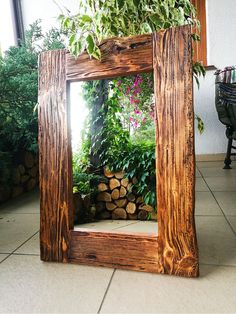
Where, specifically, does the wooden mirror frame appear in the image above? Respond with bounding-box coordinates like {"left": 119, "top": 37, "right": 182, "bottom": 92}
{"left": 38, "top": 25, "right": 198, "bottom": 278}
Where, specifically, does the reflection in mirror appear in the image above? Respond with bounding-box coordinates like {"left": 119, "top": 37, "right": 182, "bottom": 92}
{"left": 70, "top": 73, "right": 157, "bottom": 234}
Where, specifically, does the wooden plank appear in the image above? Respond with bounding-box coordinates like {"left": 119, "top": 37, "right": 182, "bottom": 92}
{"left": 38, "top": 26, "right": 199, "bottom": 278}
{"left": 66, "top": 34, "right": 153, "bottom": 82}
{"left": 69, "top": 230, "right": 160, "bottom": 273}
{"left": 153, "top": 26, "right": 199, "bottom": 277}
{"left": 191, "top": 0, "right": 207, "bottom": 66}
{"left": 38, "top": 50, "right": 73, "bottom": 262}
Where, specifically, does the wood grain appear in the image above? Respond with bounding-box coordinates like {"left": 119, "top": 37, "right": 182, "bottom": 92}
{"left": 39, "top": 26, "right": 198, "bottom": 277}
{"left": 66, "top": 34, "right": 152, "bottom": 82}
{"left": 153, "top": 25, "right": 199, "bottom": 277}
{"left": 38, "top": 50, "right": 73, "bottom": 262}
{"left": 191, "top": 0, "right": 207, "bottom": 66}
{"left": 69, "top": 230, "right": 160, "bottom": 273}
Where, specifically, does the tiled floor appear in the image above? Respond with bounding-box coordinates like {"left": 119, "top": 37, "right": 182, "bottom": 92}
{"left": 0, "top": 162, "right": 236, "bottom": 313}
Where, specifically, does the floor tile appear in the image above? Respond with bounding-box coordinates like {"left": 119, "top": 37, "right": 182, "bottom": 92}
{"left": 213, "top": 191, "right": 236, "bottom": 216}
{"left": 196, "top": 216, "right": 236, "bottom": 266}
{"left": 197, "top": 161, "right": 226, "bottom": 168}
{"left": 204, "top": 176, "right": 236, "bottom": 191}
{"left": 0, "top": 213, "right": 39, "bottom": 253}
{"left": 74, "top": 220, "right": 138, "bottom": 231}
{"left": 195, "top": 178, "right": 210, "bottom": 191}
{"left": 195, "top": 168, "right": 201, "bottom": 177}
{"left": 195, "top": 192, "right": 222, "bottom": 216}
{"left": 0, "top": 255, "right": 113, "bottom": 313}
{"left": 100, "top": 265, "right": 236, "bottom": 314}
{"left": 0, "top": 190, "right": 39, "bottom": 214}
{"left": 227, "top": 216, "right": 236, "bottom": 234}
{"left": 199, "top": 167, "right": 236, "bottom": 178}
{"left": 117, "top": 221, "right": 158, "bottom": 234}
{"left": 14, "top": 232, "right": 40, "bottom": 255}
{"left": 0, "top": 254, "right": 9, "bottom": 262}
{"left": 75, "top": 220, "right": 158, "bottom": 234}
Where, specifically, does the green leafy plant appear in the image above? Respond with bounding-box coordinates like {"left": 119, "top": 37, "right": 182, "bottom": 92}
{"left": 60, "top": 0, "right": 206, "bottom": 133}
{"left": 81, "top": 76, "right": 157, "bottom": 207}
{"left": 59, "top": 0, "right": 198, "bottom": 58}
{"left": 109, "top": 142, "right": 157, "bottom": 208}
{"left": 72, "top": 151, "right": 105, "bottom": 195}
{"left": 0, "top": 21, "right": 64, "bottom": 199}
{"left": 0, "top": 20, "right": 64, "bottom": 154}
{"left": 61, "top": 1, "right": 206, "bottom": 210}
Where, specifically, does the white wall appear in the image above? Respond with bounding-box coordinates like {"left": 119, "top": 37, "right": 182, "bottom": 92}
{"left": 21, "top": 0, "right": 236, "bottom": 155}
{"left": 194, "top": 0, "right": 236, "bottom": 155}
{"left": 207, "top": 0, "right": 236, "bottom": 68}
{"left": 0, "top": 0, "right": 16, "bottom": 53}
{"left": 194, "top": 73, "right": 227, "bottom": 155}
{"left": 21, "top": 0, "right": 78, "bottom": 32}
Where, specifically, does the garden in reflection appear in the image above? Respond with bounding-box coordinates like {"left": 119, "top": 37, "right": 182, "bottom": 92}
{"left": 70, "top": 73, "right": 158, "bottom": 234}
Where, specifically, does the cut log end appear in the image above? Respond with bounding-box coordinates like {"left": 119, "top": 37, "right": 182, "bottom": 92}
{"left": 106, "top": 202, "right": 117, "bottom": 211}
{"left": 109, "top": 178, "right": 120, "bottom": 190}
{"left": 114, "top": 171, "right": 124, "bottom": 179}
{"left": 111, "top": 188, "right": 120, "bottom": 200}
{"left": 137, "top": 210, "right": 148, "bottom": 221}
{"left": 126, "top": 202, "right": 136, "bottom": 214}
{"left": 98, "top": 182, "right": 108, "bottom": 192}
{"left": 112, "top": 208, "right": 127, "bottom": 220}
{"left": 121, "top": 177, "right": 129, "bottom": 187}
{"left": 115, "top": 198, "right": 127, "bottom": 208}
{"left": 104, "top": 166, "right": 114, "bottom": 178}
{"left": 127, "top": 193, "right": 135, "bottom": 202}
{"left": 139, "top": 204, "right": 154, "bottom": 212}
{"left": 119, "top": 186, "right": 127, "bottom": 198}
{"left": 97, "top": 192, "right": 112, "bottom": 202}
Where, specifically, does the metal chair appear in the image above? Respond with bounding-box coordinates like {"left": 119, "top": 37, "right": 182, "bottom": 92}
{"left": 215, "top": 78, "right": 236, "bottom": 169}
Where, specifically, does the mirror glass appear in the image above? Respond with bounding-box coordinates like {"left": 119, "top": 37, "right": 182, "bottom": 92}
{"left": 70, "top": 73, "right": 157, "bottom": 234}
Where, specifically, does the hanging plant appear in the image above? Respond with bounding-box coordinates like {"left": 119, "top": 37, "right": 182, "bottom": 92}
{"left": 59, "top": 0, "right": 205, "bottom": 132}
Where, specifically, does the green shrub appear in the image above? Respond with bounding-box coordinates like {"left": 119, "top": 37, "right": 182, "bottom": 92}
{"left": 0, "top": 21, "right": 64, "bottom": 195}
{"left": 0, "top": 21, "right": 64, "bottom": 154}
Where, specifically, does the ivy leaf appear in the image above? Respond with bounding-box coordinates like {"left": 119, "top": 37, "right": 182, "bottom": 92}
{"left": 91, "top": 46, "right": 101, "bottom": 60}
{"left": 62, "top": 17, "right": 70, "bottom": 29}
{"left": 71, "top": 41, "right": 82, "bottom": 57}
{"left": 191, "top": 33, "right": 200, "bottom": 42}
{"left": 81, "top": 15, "right": 93, "bottom": 23}
{"left": 195, "top": 114, "right": 205, "bottom": 134}
{"left": 117, "top": 0, "right": 125, "bottom": 10}
{"left": 69, "top": 34, "right": 76, "bottom": 46}
{"left": 86, "top": 34, "right": 95, "bottom": 55}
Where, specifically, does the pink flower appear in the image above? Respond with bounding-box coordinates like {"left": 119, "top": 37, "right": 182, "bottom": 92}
{"left": 126, "top": 86, "right": 131, "bottom": 94}
{"left": 133, "top": 120, "right": 138, "bottom": 128}
{"left": 116, "top": 80, "right": 121, "bottom": 86}
{"left": 132, "top": 81, "right": 138, "bottom": 88}
{"left": 136, "top": 75, "right": 143, "bottom": 83}
{"left": 134, "top": 108, "right": 141, "bottom": 115}
{"left": 149, "top": 111, "right": 154, "bottom": 120}
{"left": 129, "top": 116, "right": 133, "bottom": 122}
{"left": 130, "top": 96, "right": 135, "bottom": 104}
{"left": 133, "top": 86, "right": 141, "bottom": 95}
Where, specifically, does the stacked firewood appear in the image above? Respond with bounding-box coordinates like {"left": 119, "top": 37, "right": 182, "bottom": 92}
{"left": 11, "top": 152, "right": 39, "bottom": 198}
{"left": 95, "top": 167, "right": 156, "bottom": 220}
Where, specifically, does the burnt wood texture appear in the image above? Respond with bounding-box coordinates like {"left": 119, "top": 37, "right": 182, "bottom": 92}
{"left": 38, "top": 25, "right": 198, "bottom": 277}
{"left": 38, "top": 50, "right": 73, "bottom": 262}
{"left": 153, "top": 26, "right": 198, "bottom": 276}
{"left": 70, "top": 230, "right": 159, "bottom": 272}
{"left": 66, "top": 34, "right": 152, "bottom": 81}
